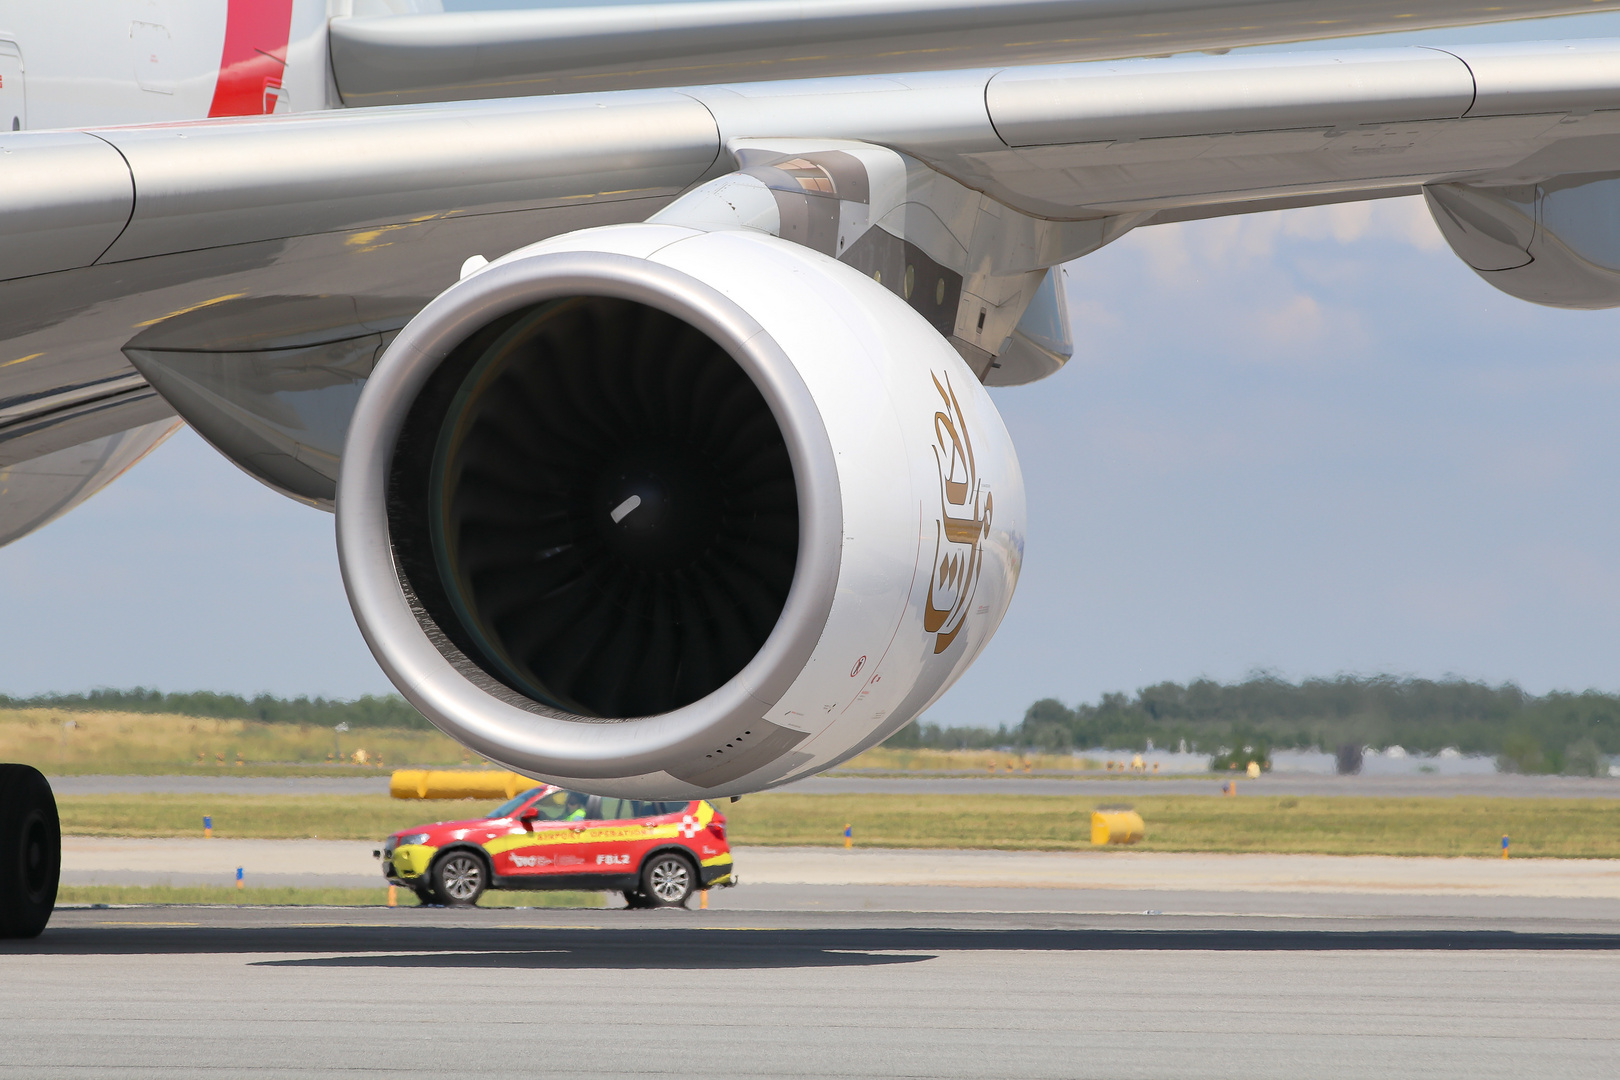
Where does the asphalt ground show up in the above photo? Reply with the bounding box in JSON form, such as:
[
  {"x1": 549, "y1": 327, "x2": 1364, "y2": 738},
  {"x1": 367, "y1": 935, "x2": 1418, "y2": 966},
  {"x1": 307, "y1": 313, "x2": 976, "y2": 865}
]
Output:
[
  {"x1": 5, "y1": 903, "x2": 1618, "y2": 1078},
  {"x1": 26, "y1": 778, "x2": 1620, "y2": 1076},
  {"x1": 46, "y1": 772, "x2": 1620, "y2": 797}
]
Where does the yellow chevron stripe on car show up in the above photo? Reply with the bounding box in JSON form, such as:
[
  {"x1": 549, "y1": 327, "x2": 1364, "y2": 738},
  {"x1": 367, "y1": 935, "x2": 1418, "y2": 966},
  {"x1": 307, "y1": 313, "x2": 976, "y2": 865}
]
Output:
[
  {"x1": 482, "y1": 823, "x2": 683, "y2": 853},
  {"x1": 700, "y1": 853, "x2": 733, "y2": 867},
  {"x1": 470, "y1": 803, "x2": 716, "y2": 858},
  {"x1": 481, "y1": 833, "x2": 525, "y2": 855},
  {"x1": 484, "y1": 831, "x2": 575, "y2": 855}
]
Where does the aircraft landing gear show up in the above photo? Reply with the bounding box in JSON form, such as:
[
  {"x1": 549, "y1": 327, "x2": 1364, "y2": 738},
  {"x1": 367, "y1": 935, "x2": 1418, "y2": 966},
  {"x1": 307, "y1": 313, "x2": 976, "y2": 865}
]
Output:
[{"x1": 1, "y1": 764, "x2": 60, "y2": 938}]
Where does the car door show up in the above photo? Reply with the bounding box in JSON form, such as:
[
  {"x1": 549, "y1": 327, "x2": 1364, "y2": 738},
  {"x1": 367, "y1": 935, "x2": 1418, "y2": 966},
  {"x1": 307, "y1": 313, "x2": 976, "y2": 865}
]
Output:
[
  {"x1": 544, "y1": 790, "x2": 595, "y2": 876},
  {"x1": 586, "y1": 796, "x2": 692, "y2": 876},
  {"x1": 487, "y1": 788, "x2": 587, "y2": 879}
]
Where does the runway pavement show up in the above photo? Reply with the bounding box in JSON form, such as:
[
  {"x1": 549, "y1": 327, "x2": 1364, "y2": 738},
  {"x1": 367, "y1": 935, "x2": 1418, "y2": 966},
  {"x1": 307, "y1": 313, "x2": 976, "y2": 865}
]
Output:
[
  {"x1": 25, "y1": 778, "x2": 1620, "y2": 1075},
  {"x1": 55, "y1": 838, "x2": 1620, "y2": 928},
  {"x1": 46, "y1": 771, "x2": 1620, "y2": 797},
  {"x1": 5, "y1": 903, "x2": 1618, "y2": 1078}
]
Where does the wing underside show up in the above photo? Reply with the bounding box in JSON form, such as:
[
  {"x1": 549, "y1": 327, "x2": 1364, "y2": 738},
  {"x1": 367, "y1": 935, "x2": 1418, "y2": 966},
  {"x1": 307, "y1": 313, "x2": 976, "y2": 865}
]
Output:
[
  {"x1": 0, "y1": 420, "x2": 179, "y2": 548},
  {"x1": 5, "y1": 36, "x2": 1620, "y2": 540}
]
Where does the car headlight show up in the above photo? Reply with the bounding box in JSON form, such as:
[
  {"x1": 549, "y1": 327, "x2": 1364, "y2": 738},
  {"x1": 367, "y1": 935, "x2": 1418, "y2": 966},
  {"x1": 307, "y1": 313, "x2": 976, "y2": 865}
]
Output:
[{"x1": 397, "y1": 833, "x2": 431, "y2": 847}]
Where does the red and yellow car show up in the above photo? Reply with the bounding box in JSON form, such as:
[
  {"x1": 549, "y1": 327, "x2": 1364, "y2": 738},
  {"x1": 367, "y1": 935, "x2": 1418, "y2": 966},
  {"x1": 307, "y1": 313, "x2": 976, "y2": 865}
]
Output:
[{"x1": 379, "y1": 786, "x2": 733, "y2": 908}]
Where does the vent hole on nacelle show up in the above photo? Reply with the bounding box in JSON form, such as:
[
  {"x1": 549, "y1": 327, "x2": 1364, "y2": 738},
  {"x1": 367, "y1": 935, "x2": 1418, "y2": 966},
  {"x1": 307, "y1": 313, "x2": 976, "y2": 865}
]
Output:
[{"x1": 391, "y1": 296, "x2": 800, "y2": 719}]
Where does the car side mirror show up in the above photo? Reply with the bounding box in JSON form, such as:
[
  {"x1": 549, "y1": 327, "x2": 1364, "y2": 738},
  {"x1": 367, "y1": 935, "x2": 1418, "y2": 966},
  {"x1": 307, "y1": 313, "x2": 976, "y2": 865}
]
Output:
[{"x1": 518, "y1": 809, "x2": 539, "y2": 831}]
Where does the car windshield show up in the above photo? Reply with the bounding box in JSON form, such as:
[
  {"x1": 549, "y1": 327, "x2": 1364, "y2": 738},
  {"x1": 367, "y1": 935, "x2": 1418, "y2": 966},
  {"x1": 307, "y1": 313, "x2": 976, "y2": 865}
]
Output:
[{"x1": 486, "y1": 787, "x2": 545, "y2": 819}]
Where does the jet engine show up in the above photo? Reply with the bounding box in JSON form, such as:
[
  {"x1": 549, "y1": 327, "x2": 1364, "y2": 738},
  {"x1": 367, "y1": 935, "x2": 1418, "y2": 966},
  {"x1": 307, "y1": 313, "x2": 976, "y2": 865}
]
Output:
[{"x1": 336, "y1": 223, "x2": 1024, "y2": 798}]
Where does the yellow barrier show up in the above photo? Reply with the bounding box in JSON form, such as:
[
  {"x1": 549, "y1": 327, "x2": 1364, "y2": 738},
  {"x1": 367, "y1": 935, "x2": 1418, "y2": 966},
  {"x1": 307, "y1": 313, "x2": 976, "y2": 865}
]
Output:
[
  {"x1": 389, "y1": 770, "x2": 539, "y2": 800},
  {"x1": 1090, "y1": 810, "x2": 1145, "y2": 846}
]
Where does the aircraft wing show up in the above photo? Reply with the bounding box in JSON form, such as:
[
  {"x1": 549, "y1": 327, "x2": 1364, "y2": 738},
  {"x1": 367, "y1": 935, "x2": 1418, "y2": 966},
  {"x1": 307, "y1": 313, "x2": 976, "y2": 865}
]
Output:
[
  {"x1": 689, "y1": 41, "x2": 1620, "y2": 220},
  {"x1": 9, "y1": 30, "x2": 1620, "y2": 807},
  {"x1": 4, "y1": 39, "x2": 1620, "y2": 531}
]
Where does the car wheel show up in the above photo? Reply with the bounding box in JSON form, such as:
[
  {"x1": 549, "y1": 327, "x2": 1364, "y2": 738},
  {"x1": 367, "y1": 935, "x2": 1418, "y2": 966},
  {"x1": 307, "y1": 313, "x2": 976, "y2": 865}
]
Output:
[
  {"x1": 640, "y1": 852, "x2": 695, "y2": 907},
  {"x1": 430, "y1": 851, "x2": 486, "y2": 907},
  {"x1": 1, "y1": 765, "x2": 60, "y2": 939}
]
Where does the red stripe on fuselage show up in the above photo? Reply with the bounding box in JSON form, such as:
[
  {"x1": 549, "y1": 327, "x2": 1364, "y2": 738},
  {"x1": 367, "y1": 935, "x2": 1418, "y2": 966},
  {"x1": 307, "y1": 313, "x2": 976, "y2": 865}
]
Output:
[{"x1": 207, "y1": 0, "x2": 297, "y2": 117}]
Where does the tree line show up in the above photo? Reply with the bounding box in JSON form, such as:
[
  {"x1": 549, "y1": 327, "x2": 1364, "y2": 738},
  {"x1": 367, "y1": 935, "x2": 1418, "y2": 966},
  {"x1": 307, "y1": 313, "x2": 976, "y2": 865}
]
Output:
[
  {"x1": 8, "y1": 675, "x2": 1618, "y2": 774},
  {"x1": 0, "y1": 688, "x2": 433, "y2": 730},
  {"x1": 887, "y1": 674, "x2": 1620, "y2": 776}
]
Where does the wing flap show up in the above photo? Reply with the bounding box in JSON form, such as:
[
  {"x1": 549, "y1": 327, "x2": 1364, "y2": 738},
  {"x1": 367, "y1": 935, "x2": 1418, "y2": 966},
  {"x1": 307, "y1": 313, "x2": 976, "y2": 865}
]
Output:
[
  {"x1": 93, "y1": 92, "x2": 720, "y2": 263},
  {"x1": 931, "y1": 41, "x2": 1620, "y2": 218},
  {"x1": 1463, "y1": 40, "x2": 1620, "y2": 115},
  {"x1": 0, "y1": 133, "x2": 132, "y2": 281},
  {"x1": 987, "y1": 49, "x2": 1476, "y2": 147}
]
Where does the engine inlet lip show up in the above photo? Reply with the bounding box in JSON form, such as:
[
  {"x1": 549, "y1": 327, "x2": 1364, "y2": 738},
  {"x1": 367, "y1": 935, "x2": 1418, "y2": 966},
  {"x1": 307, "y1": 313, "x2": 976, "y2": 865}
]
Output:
[{"x1": 337, "y1": 246, "x2": 842, "y2": 782}]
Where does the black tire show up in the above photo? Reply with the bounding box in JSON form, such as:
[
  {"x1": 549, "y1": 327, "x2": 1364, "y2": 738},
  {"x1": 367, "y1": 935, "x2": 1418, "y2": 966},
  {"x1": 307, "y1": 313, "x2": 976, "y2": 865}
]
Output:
[
  {"x1": 429, "y1": 850, "x2": 487, "y2": 907},
  {"x1": 639, "y1": 852, "x2": 696, "y2": 908},
  {"x1": 1, "y1": 764, "x2": 60, "y2": 939}
]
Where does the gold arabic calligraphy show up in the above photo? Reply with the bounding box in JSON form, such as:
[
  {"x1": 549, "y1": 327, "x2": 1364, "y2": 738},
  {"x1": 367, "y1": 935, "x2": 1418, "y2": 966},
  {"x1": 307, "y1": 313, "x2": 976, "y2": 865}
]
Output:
[{"x1": 924, "y1": 372, "x2": 992, "y2": 655}]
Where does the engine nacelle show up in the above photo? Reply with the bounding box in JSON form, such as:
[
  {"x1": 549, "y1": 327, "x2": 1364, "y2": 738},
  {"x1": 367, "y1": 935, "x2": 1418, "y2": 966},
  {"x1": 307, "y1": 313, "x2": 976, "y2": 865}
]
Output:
[
  {"x1": 1426, "y1": 176, "x2": 1620, "y2": 309},
  {"x1": 337, "y1": 223, "x2": 1024, "y2": 797}
]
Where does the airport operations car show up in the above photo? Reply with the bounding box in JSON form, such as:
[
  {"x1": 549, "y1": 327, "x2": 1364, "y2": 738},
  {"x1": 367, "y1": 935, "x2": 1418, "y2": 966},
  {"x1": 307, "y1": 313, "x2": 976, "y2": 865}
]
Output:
[{"x1": 378, "y1": 786, "x2": 733, "y2": 908}]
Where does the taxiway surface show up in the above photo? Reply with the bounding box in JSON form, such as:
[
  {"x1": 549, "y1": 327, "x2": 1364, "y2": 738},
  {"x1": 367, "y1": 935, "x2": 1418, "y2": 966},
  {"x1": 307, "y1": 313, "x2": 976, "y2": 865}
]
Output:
[
  {"x1": 58, "y1": 839, "x2": 1620, "y2": 908},
  {"x1": 5, "y1": 903, "x2": 1618, "y2": 1078}
]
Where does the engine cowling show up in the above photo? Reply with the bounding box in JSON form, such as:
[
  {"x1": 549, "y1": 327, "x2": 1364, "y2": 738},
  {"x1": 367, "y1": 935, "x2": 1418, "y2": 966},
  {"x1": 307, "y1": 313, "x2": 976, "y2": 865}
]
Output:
[
  {"x1": 337, "y1": 223, "x2": 1024, "y2": 798},
  {"x1": 1426, "y1": 176, "x2": 1620, "y2": 309}
]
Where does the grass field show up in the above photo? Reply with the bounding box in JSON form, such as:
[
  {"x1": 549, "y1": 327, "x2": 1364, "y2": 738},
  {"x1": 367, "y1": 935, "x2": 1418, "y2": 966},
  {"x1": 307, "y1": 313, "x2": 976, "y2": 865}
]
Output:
[
  {"x1": 2, "y1": 709, "x2": 473, "y2": 775},
  {"x1": 730, "y1": 793, "x2": 1620, "y2": 858},
  {"x1": 3, "y1": 710, "x2": 1129, "y2": 777},
  {"x1": 58, "y1": 794, "x2": 442, "y2": 839},
  {"x1": 831, "y1": 748, "x2": 1106, "y2": 773},
  {"x1": 53, "y1": 792, "x2": 1620, "y2": 858},
  {"x1": 56, "y1": 885, "x2": 604, "y2": 908}
]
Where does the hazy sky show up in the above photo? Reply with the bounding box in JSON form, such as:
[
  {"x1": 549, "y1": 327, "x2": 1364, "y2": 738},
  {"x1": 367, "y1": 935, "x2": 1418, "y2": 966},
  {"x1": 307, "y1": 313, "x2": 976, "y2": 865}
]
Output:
[{"x1": 5, "y1": 16, "x2": 1620, "y2": 728}]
